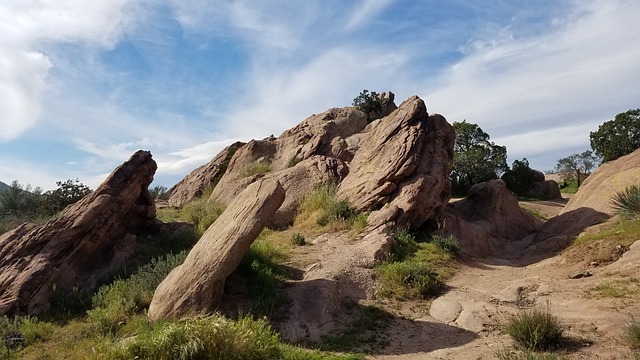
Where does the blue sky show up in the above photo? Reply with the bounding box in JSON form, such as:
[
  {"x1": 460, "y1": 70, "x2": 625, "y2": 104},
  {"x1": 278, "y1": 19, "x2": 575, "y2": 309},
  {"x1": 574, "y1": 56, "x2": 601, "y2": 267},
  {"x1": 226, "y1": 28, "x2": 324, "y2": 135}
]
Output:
[{"x1": 1, "y1": 0, "x2": 639, "y2": 190}]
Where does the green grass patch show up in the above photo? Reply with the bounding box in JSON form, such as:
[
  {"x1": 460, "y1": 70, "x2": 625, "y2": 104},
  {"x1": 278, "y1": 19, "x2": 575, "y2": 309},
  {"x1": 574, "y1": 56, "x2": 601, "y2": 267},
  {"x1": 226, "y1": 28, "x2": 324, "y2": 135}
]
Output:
[
  {"x1": 236, "y1": 234, "x2": 294, "y2": 318},
  {"x1": 507, "y1": 308, "x2": 563, "y2": 351},
  {"x1": 587, "y1": 278, "x2": 640, "y2": 299},
  {"x1": 375, "y1": 229, "x2": 457, "y2": 300},
  {"x1": 496, "y1": 349, "x2": 568, "y2": 360},
  {"x1": 158, "y1": 199, "x2": 224, "y2": 235},
  {"x1": 290, "y1": 232, "x2": 306, "y2": 246},
  {"x1": 570, "y1": 218, "x2": 640, "y2": 264},
  {"x1": 296, "y1": 183, "x2": 367, "y2": 234},
  {"x1": 558, "y1": 179, "x2": 579, "y2": 194},
  {"x1": 612, "y1": 184, "x2": 640, "y2": 220},
  {"x1": 522, "y1": 206, "x2": 548, "y2": 221},
  {"x1": 287, "y1": 155, "x2": 302, "y2": 168},
  {"x1": 243, "y1": 159, "x2": 272, "y2": 177},
  {"x1": 318, "y1": 304, "x2": 393, "y2": 354}
]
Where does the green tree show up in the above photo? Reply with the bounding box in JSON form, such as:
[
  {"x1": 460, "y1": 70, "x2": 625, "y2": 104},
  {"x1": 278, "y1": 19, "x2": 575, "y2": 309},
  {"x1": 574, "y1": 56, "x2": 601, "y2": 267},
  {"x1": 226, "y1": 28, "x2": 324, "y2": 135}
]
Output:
[
  {"x1": 41, "y1": 179, "x2": 92, "y2": 214},
  {"x1": 501, "y1": 158, "x2": 534, "y2": 196},
  {"x1": 590, "y1": 108, "x2": 640, "y2": 162},
  {"x1": 352, "y1": 89, "x2": 383, "y2": 121},
  {"x1": 554, "y1": 150, "x2": 599, "y2": 188},
  {"x1": 0, "y1": 180, "x2": 43, "y2": 216},
  {"x1": 451, "y1": 120, "x2": 508, "y2": 195},
  {"x1": 150, "y1": 185, "x2": 169, "y2": 200}
]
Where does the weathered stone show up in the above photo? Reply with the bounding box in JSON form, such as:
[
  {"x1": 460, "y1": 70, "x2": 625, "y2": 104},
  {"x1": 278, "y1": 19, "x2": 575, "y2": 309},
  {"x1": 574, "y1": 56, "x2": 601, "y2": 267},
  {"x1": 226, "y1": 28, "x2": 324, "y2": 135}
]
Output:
[
  {"x1": 444, "y1": 180, "x2": 542, "y2": 257},
  {"x1": 167, "y1": 142, "x2": 244, "y2": 207},
  {"x1": 337, "y1": 96, "x2": 455, "y2": 228},
  {"x1": 147, "y1": 178, "x2": 285, "y2": 320},
  {"x1": 0, "y1": 150, "x2": 157, "y2": 316},
  {"x1": 562, "y1": 148, "x2": 640, "y2": 216}
]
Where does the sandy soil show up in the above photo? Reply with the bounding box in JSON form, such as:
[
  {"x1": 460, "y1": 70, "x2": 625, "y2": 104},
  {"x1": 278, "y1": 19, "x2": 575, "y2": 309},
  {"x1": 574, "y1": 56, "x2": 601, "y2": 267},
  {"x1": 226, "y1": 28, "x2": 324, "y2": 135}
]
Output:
[{"x1": 364, "y1": 195, "x2": 640, "y2": 359}]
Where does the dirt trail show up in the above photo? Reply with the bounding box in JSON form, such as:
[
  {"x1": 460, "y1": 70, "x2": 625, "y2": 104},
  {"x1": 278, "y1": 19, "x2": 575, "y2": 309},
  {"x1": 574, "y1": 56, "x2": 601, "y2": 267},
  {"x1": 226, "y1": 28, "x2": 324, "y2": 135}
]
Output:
[{"x1": 368, "y1": 196, "x2": 639, "y2": 359}]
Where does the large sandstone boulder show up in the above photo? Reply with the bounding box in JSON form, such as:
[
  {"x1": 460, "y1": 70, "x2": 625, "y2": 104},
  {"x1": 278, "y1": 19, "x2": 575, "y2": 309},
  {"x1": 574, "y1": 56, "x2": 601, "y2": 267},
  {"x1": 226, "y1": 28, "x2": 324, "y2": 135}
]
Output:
[
  {"x1": 444, "y1": 180, "x2": 542, "y2": 257},
  {"x1": 166, "y1": 142, "x2": 244, "y2": 207},
  {"x1": 337, "y1": 96, "x2": 455, "y2": 228},
  {"x1": 561, "y1": 148, "x2": 640, "y2": 216},
  {"x1": 0, "y1": 150, "x2": 157, "y2": 315},
  {"x1": 147, "y1": 178, "x2": 285, "y2": 320}
]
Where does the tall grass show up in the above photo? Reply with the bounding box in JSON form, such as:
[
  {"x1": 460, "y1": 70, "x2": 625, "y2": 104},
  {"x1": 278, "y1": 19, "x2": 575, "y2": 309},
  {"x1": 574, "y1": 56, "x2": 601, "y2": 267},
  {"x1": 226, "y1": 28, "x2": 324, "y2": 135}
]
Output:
[
  {"x1": 507, "y1": 308, "x2": 563, "y2": 351},
  {"x1": 243, "y1": 160, "x2": 271, "y2": 177},
  {"x1": 296, "y1": 183, "x2": 365, "y2": 233},
  {"x1": 612, "y1": 184, "x2": 640, "y2": 220}
]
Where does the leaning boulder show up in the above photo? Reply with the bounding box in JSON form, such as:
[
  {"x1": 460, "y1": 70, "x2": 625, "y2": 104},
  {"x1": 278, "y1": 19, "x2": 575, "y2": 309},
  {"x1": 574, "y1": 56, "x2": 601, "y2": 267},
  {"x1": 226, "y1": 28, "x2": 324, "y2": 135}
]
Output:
[
  {"x1": 561, "y1": 148, "x2": 640, "y2": 216},
  {"x1": 147, "y1": 178, "x2": 285, "y2": 320},
  {"x1": 0, "y1": 150, "x2": 157, "y2": 316},
  {"x1": 337, "y1": 96, "x2": 455, "y2": 228}
]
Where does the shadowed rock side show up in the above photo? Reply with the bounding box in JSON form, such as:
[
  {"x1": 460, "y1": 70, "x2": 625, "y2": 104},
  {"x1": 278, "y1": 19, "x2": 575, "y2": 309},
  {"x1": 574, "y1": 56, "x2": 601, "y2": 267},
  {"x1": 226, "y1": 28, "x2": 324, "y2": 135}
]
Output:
[
  {"x1": 562, "y1": 148, "x2": 640, "y2": 216},
  {"x1": 337, "y1": 96, "x2": 455, "y2": 228},
  {"x1": 147, "y1": 178, "x2": 285, "y2": 321},
  {"x1": 166, "y1": 141, "x2": 244, "y2": 207},
  {"x1": 0, "y1": 150, "x2": 157, "y2": 316},
  {"x1": 444, "y1": 180, "x2": 542, "y2": 258}
]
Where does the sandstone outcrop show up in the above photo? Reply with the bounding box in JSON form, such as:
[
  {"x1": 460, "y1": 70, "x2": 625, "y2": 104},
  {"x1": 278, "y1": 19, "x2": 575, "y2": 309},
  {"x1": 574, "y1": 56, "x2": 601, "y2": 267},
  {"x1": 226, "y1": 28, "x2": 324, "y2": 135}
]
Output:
[
  {"x1": 444, "y1": 180, "x2": 542, "y2": 257},
  {"x1": 0, "y1": 150, "x2": 157, "y2": 315},
  {"x1": 147, "y1": 178, "x2": 285, "y2": 320},
  {"x1": 561, "y1": 148, "x2": 640, "y2": 216},
  {"x1": 337, "y1": 96, "x2": 455, "y2": 228},
  {"x1": 167, "y1": 142, "x2": 244, "y2": 207}
]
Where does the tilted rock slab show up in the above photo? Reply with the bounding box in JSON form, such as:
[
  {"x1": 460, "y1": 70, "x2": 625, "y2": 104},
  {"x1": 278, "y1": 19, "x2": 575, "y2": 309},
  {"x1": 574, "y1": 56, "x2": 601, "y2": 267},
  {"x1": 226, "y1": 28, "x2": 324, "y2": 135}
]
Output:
[
  {"x1": 337, "y1": 96, "x2": 455, "y2": 228},
  {"x1": 0, "y1": 150, "x2": 157, "y2": 316},
  {"x1": 148, "y1": 178, "x2": 285, "y2": 320}
]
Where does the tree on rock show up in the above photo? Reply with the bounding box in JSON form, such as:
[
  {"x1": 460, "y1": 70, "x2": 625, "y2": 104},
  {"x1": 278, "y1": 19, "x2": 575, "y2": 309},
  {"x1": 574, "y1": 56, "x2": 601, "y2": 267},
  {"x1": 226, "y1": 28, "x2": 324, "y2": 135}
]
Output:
[
  {"x1": 590, "y1": 108, "x2": 640, "y2": 162},
  {"x1": 450, "y1": 120, "x2": 508, "y2": 196},
  {"x1": 554, "y1": 150, "x2": 599, "y2": 188},
  {"x1": 352, "y1": 89, "x2": 384, "y2": 121},
  {"x1": 501, "y1": 158, "x2": 534, "y2": 196}
]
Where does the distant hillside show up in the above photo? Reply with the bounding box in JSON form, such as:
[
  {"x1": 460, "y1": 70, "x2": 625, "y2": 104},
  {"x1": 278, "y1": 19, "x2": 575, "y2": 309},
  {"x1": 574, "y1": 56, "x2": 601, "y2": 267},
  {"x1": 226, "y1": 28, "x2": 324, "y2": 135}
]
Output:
[{"x1": 0, "y1": 181, "x2": 9, "y2": 192}]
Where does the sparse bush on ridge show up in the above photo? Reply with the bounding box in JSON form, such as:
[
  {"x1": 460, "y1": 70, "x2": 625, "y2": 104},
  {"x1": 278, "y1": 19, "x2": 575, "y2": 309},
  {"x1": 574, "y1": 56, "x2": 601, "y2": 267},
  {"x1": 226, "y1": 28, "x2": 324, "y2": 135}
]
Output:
[
  {"x1": 612, "y1": 184, "x2": 640, "y2": 220},
  {"x1": 507, "y1": 307, "x2": 563, "y2": 351}
]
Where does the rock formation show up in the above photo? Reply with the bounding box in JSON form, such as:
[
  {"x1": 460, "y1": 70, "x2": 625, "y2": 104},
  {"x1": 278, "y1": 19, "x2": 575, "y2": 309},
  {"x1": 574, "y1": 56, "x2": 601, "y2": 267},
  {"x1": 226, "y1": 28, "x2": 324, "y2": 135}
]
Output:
[
  {"x1": 147, "y1": 178, "x2": 285, "y2": 320},
  {"x1": 0, "y1": 150, "x2": 157, "y2": 316},
  {"x1": 561, "y1": 148, "x2": 640, "y2": 216},
  {"x1": 337, "y1": 96, "x2": 455, "y2": 228},
  {"x1": 444, "y1": 180, "x2": 542, "y2": 257},
  {"x1": 167, "y1": 142, "x2": 244, "y2": 207}
]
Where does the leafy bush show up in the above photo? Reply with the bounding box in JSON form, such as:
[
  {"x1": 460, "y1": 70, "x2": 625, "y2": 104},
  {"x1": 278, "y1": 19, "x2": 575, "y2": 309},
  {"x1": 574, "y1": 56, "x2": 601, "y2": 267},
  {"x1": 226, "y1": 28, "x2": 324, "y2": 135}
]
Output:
[
  {"x1": 352, "y1": 89, "x2": 384, "y2": 121},
  {"x1": 507, "y1": 308, "x2": 563, "y2": 351},
  {"x1": 626, "y1": 318, "x2": 640, "y2": 349},
  {"x1": 612, "y1": 184, "x2": 640, "y2": 219},
  {"x1": 430, "y1": 234, "x2": 459, "y2": 255},
  {"x1": 87, "y1": 251, "x2": 188, "y2": 334},
  {"x1": 290, "y1": 232, "x2": 306, "y2": 246}
]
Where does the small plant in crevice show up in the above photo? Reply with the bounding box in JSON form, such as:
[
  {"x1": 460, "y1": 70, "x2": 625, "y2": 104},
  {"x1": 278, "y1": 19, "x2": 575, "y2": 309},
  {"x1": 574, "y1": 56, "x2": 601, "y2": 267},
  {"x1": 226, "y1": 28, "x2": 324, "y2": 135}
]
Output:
[
  {"x1": 290, "y1": 232, "x2": 306, "y2": 246},
  {"x1": 287, "y1": 155, "x2": 302, "y2": 168},
  {"x1": 243, "y1": 159, "x2": 272, "y2": 177},
  {"x1": 507, "y1": 307, "x2": 563, "y2": 351},
  {"x1": 612, "y1": 184, "x2": 640, "y2": 220},
  {"x1": 297, "y1": 183, "x2": 364, "y2": 232}
]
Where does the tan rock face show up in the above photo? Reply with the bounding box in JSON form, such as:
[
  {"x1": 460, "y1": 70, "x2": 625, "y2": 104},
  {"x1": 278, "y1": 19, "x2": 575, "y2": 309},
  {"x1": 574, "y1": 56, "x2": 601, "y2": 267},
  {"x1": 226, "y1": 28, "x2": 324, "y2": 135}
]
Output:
[
  {"x1": 167, "y1": 142, "x2": 244, "y2": 207},
  {"x1": 0, "y1": 150, "x2": 157, "y2": 316},
  {"x1": 444, "y1": 180, "x2": 542, "y2": 257},
  {"x1": 336, "y1": 96, "x2": 455, "y2": 228},
  {"x1": 561, "y1": 148, "x2": 640, "y2": 216},
  {"x1": 147, "y1": 178, "x2": 285, "y2": 320}
]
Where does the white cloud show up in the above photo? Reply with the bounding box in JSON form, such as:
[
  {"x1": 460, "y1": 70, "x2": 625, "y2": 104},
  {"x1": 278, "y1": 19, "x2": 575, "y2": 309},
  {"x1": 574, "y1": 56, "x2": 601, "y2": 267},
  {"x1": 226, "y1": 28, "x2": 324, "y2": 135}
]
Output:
[
  {"x1": 346, "y1": 0, "x2": 394, "y2": 30},
  {"x1": 424, "y1": 0, "x2": 640, "y2": 169},
  {"x1": 0, "y1": 0, "x2": 139, "y2": 141}
]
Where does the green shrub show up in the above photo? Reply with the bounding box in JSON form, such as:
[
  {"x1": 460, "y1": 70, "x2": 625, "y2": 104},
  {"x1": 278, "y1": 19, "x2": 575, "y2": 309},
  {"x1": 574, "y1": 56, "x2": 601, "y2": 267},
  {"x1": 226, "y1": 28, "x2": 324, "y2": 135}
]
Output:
[
  {"x1": 352, "y1": 89, "x2": 384, "y2": 122},
  {"x1": 287, "y1": 155, "x2": 302, "y2": 168},
  {"x1": 244, "y1": 160, "x2": 271, "y2": 177},
  {"x1": 376, "y1": 260, "x2": 442, "y2": 300},
  {"x1": 298, "y1": 183, "x2": 361, "y2": 230},
  {"x1": 87, "y1": 251, "x2": 188, "y2": 334},
  {"x1": 290, "y1": 232, "x2": 306, "y2": 246},
  {"x1": 507, "y1": 308, "x2": 563, "y2": 351},
  {"x1": 430, "y1": 234, "x2": 459, "y2": 255},
  {"x1": 612, "y1": 184, "x2": 640, "y2": 219},
  {"x1": 0, "y1": 316, "x2": 57, "y2": 350},
  {"x1": 626, "y1": 318, "x2": 640, "y2": 349}
]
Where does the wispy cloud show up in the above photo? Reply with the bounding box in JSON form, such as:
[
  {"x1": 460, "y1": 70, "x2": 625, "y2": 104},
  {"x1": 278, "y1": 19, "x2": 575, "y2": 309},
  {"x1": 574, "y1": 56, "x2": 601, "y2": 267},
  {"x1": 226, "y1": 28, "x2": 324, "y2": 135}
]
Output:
[{"x1": 346, "y1": 0, "x2": 395, "y2": 30}]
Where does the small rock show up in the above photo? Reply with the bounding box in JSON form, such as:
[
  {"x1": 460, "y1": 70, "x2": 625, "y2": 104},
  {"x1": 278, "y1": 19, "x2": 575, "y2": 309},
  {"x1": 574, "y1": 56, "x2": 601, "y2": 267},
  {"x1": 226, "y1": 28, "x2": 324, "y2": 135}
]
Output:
[
  {"x1": 589, "y1": 261, "x2": 599, "y2": 267},
  {"x1": 570, "y1": 271, "x2": 592, "y2": 279}
]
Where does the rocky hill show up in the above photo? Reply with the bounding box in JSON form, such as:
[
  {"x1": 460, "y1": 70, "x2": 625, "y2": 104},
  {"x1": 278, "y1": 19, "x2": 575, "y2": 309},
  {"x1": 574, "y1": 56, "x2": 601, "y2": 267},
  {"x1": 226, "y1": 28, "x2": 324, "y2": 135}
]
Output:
[{"x1": 1, "y1": 94, "x2": 637, "y2": 359}]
